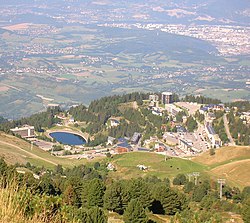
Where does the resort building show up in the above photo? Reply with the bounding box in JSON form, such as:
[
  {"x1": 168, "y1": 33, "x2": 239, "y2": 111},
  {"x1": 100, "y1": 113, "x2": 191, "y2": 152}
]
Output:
[
  {"x1": 10, "y1": 125, "x2": 35, "y2": 138},
  {"x1": 162, "y1": 92, "x2": 173, "y2": 105},
  {"x1": 205, "y1": 122, "x2": 222, "y2": 147},
  {"x1": 149, "y1": 94, "x2": 159, "y2": 102}
]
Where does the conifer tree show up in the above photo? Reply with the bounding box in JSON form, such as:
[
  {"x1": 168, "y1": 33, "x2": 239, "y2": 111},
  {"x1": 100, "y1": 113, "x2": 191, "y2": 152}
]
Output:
[
  {"x1": 123, "y1": 199, "x2": 148, "y2": 223},
  {"x1": 87, "y1": 207, "x2": 107, "y2": 223},
  {"x1": 87, "y1": 178, "x2": 105, "y2": 207},
  {"x1": 104, "y1": 182, "x2": 123, "y2": 214}
]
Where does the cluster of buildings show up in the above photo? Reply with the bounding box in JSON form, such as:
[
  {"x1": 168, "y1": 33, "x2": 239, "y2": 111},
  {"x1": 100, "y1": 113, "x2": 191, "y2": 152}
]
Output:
[
  {"x1": 148, "y1": 92, "x2": 183, "y2": 118},
  {"x1": 9, "y1": 90, "x2": 229, "y2": 158},
  {"x1": 104, "y1": 23, "x2": 250, "y2": 56},
  {"x1": 199, "y1": 104, "x2": 225, "y2": 114},
  {"x1": 240, "y1": 112, "x2": 250, "y2": 125},
  {"x1": 205, "y1": 122, "x2": 222, "y2": 148},
  {"x1": 147, "y1": 91, "x2": 225, "y2": 153},
  {"x1": 111, "y1": 132, "x2": 143, "y2": 154}
]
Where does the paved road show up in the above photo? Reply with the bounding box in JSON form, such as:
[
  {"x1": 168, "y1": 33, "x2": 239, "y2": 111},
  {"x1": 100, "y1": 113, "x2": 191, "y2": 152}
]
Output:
[
  {"x1": 0, "y1": 140, "x2": 57, "y2": 166},
  {"x1": 223, "y1": 114, "x2": 236, "y2": 146}
]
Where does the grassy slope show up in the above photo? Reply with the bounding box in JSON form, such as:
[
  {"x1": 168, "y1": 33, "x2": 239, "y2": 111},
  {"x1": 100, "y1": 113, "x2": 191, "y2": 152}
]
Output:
[
  {"x1": 109, "y1": 152, "x2": 207, "y2": 180},
  {"x1": 109, "y1": 146, "x2": 250, "y2": 188},
  {"x1": 192, "y1": 146, "x2": 250, "y2": 167},
  {"x1": 193, "y1": 146, "x2": 250, "y2": 188},
  {"x1": 0, "y1": 132, "x2": 89, "y2": 168}
]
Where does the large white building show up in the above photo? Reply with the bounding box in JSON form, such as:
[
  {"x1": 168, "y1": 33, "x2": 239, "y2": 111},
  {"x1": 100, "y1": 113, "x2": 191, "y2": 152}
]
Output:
[
  {"x1": 205, "y1": 122, "x2": 222, "y2": 148},
  {"x1": 165, "y1": 104, "x2": 182, "y2": 116},
  {"x1": 10, "y1": 125, "x2": 35, "y2": 138},
  {"x1": 149, "y1": 94, "x2": 159, "y2": 102}
]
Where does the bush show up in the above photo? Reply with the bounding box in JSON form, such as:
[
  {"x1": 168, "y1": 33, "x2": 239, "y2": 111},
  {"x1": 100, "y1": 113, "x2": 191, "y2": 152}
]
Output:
[{"x1": 173, "y1": 174, "x2": 187, "y2": 185}]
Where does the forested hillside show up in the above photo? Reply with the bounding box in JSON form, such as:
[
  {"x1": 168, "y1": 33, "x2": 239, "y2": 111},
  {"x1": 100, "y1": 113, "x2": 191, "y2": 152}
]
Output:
[{"x1": 0, "y1": 158, "x2": 249, "y2": 222}]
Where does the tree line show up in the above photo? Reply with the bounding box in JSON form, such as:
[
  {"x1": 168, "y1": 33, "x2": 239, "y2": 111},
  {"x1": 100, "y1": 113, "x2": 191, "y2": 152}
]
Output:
[
  {"x1": 183, "y1": 95, "x2": 222, "y2": 104},
  {"x1": 0, "y1": 107, "x2": 61, "y2": 133},
  {"x1": 227, "y1": 111, "x2": 250, "y2": 146},
  {"x1": 0, "y1": 159, "x2": 250, "y2": 222}
]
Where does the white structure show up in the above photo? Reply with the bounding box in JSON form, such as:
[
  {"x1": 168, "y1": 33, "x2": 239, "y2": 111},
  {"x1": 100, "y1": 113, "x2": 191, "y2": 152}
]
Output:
[
  {"x1": 149, "y1": 94, "x2": 159, "y2": 102},
  {"x1": 165, "y1": 104, "x2": 182, "y2": 116},
  {"x1": 137, "y1": 164, "x2": 148, "y2": 171},
  {"x1": 110, "y1": 119, "x2": 119, "y2": 127},
  {"x1": 107, "y1": 136, "x2": 116, "y2": 145},
  {"x1": 152, "y1": 110, "x2": 163, "y2": 116},
  {"x1": 64, "y1": 145, "x2": 72, "y2": 151},
  {"x1": 205, "y1": 122, "x2": 222, "y2": 147},
  {"x1": 69, "y1": 117, "x2": 75, "y2": 123},
  {"x1": 10, "y1": 125, "x2": 35, "y2": 138},
  {"x1": 107, "y1": 163, "x2": 115, "y2": 171}
]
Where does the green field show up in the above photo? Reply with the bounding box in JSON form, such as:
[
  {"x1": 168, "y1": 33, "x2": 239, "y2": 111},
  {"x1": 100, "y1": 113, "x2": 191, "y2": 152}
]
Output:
[
  {"x1": 109, "y1": 152, "x2": 207, "y2": 180},
  {"x1": 108, "y1": 147, "x2": 250, "y2": 188}
]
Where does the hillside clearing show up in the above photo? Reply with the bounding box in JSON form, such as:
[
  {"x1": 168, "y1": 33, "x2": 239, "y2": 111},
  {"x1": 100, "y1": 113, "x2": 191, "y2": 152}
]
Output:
[
  {"x1": 109, "y1": 152, "x2": 207, "y2": 180},
  {"x1": 0, "y1": 132, "x2": 92, "y2": 168},
  {"x1": 192, "y1": 146, "x2": 250, "y2": 167},
  {"x1": 210, "y1": 159, "x2": 250, "y2": 187}
]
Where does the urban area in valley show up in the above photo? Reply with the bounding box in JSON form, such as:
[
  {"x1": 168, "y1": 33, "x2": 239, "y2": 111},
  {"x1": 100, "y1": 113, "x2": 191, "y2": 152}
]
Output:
[{"x1": 0, "y1": 0, "x2": 249, "y2": 118}]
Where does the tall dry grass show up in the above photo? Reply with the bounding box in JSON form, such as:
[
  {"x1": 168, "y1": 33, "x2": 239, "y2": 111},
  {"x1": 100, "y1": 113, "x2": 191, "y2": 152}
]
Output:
[{"x1": 0, "y1": 179, "x2": 77, "y2": 223}]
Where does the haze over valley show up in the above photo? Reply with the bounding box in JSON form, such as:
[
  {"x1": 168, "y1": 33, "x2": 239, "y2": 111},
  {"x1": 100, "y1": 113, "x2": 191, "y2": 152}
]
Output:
[{"x1": 0, "y1": 0, "x2": 249, "y2": 118}]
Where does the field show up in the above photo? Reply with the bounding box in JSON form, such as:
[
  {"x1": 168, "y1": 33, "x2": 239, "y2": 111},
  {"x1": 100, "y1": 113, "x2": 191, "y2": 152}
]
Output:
[
  {"x1": 193, "y1": 146, "x2": 250, "y2": 188},
  {"x1": 200, "y1": 88, "x2": 250, "y2": 102},
  {"x1": 109, "y1": 152, "x2": 207, "y2": 181},
  {"x1": 109, "y1": 146, "x2": 250, "y2": 188}
]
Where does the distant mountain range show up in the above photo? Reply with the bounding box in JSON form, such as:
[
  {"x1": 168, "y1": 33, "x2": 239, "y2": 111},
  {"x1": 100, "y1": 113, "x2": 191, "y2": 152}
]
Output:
[{"x1": 0, "y1": 0, "x2": 249, "y2": 25}]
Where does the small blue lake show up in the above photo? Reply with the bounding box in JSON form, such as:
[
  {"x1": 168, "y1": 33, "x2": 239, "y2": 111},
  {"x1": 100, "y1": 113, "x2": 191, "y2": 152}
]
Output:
[{"x1": 50, "y1": 132, "x2": 86, "y2": 145}]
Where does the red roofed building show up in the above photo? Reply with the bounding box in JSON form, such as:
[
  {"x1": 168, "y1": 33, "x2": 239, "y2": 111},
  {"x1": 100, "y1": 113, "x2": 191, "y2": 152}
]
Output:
[{"x1": 114, "y1": 147, "x2": 129, "y2": 154}]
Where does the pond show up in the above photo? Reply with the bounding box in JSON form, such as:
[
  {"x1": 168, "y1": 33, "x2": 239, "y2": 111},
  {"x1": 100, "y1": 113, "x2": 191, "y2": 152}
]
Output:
[{"x1": 49, "y1": 132, "x2": 86, "y2": 145}]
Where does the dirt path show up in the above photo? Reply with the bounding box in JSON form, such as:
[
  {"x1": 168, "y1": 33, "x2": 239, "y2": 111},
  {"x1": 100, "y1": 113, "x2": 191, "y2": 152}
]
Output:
[
  {"x1": 223, "y1": 114, "x2": 236, "y2": 146},
  {"x1": 0, "y1": 140, "x2": 57, "y2": 166}
]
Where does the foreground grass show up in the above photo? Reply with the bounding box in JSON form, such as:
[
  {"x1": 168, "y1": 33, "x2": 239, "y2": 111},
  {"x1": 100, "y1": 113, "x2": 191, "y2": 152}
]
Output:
[{"x1": 0, "y1": 180, "x2": 77, "y2": 223}]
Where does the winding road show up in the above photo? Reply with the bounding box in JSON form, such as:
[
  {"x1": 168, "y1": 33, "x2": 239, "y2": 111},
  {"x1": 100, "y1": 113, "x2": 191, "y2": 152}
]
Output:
[{"x1": 223, "y1": 114, "x2": 236, "y2": 146}]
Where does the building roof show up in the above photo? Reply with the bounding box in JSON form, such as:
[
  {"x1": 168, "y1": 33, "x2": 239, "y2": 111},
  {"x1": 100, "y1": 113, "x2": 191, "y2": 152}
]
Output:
[
  {"x1": 10, "y1": 125, "x2": 34, "y2": 131},
  {"x1": 176, "y1": 126, "x2": 187, "y2": 133},
  {"x1": 206, "y1": 123, "x2": 216, "y2": 135},
  {"x1": 179, "y1": 139, "x2": 192, "y2": 148},
  {"x1": 117, "y1": 142, "x2": 131, "y2": 149},
  {"x1": 118, "y1": 138, "x2": 127, "y2": 143},
  {"x1": 138, "y1": 147, "x2": 150, "y2": 152},
  {"x1": 131, "y1": 132, "x2": 141, "y2": 142},
  {"x1": 110, "y1": 119, "x2": 119, "y2": 123},
  {"x1": 200, "y1": 107, "x2": 208, "y2": 111},
  {"x1": 162, "y1": 92, "x2": 172, "y2": 96}
]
